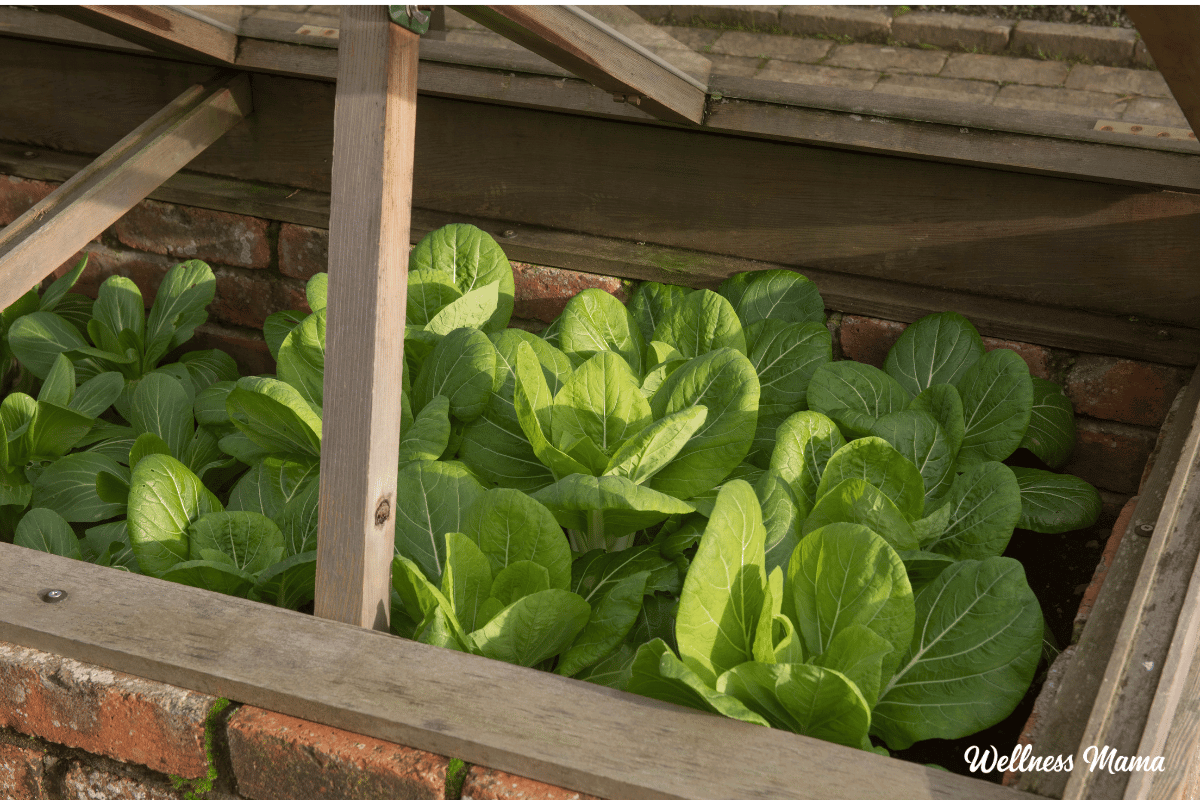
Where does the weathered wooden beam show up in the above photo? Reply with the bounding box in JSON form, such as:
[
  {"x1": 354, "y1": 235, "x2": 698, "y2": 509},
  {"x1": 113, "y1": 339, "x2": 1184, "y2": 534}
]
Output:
[
  {"x1": 456, "y1": 5, "x2": 707, "y2": 124},
  {"x1": 313, "y1": 7, "x2": 417, "y2": 631},
  {"x1": 0, "y1": 71, "x2": 251, "y2": 310},
  {"x1": 1127, "y1": 7, "x2": 1200, "y2": 137},
  {"x1": 54, "y1": 5, "x2": 238, "y2": 64},
  {"x1": 0, "y1": 545, "x2": 1034, "y2": 800}
]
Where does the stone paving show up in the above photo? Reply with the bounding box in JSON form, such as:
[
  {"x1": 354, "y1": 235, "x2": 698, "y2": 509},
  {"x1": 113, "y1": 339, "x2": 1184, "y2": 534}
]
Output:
[{"x1": 229, "y1": 5, "x2": 1194, "y2": 132}]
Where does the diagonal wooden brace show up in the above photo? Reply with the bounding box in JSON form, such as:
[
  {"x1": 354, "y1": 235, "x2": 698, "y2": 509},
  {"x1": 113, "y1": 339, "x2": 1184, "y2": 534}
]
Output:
[
  {"x1": 0, "y1": 71, "x2": 252, "y2": 309},
  {"x1": 54, "y1": 5, "x2": 239, "y2": 64}
]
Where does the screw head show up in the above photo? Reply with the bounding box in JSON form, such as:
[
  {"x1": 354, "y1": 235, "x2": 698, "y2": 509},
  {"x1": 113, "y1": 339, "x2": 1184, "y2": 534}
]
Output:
[
  {"x1": 1138, "y1": 522, "x2": 1155, "y2": 535},
  {"x1": 39, "y1": 588, "x2": 67, "y2": 603},
  {"x1": 500, "y1": 230, "x2": 517, "y2": 239}
]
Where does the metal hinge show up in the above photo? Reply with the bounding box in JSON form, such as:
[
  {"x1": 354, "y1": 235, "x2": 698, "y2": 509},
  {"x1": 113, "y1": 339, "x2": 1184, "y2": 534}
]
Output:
[{"x1": 388, "y1": 5, "x2": 433, "y2": 35}]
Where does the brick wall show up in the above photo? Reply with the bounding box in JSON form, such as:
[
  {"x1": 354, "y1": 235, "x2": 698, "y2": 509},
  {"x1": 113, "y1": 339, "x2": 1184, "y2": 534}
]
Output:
[{"x1": 0, "y1": 642, "x2": 596, "y2": 800}]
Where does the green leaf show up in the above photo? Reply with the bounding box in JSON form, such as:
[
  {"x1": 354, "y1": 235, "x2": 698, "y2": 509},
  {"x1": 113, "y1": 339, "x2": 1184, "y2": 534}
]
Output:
[
  {"x1": 14, "y1": 507, "x2": 81, "y2": 559},
  {"x1": 603, "y1": 407, "x2": 708, "y2": 486},
  {"x1": 40, "y1": 254, "x2": 89, "y2": 312},
  {"x1": 275, "y1": 476, "x2": 321, "y2": 557},
  {"x1": 812, "y1": 624, "x2": 894, "y2": 709},
  {"x1": 131, "y1": 372, "x2": 194, "y2": 459},
  {"x1": 647, "y1": 348, "x2": 760, "y2": 500},
  {"x1": 142, "y1": 260, "x2": 216, "y2": 369},
  {"x1": 392, "y1": 554, "x2": 470, "y2": 648},
  {"x1": 747, "y1": 318, "x2": 831, "y2": 412},
  {"x1": 756, "y1": 469, "x2": 803, "y2": 576},
  {"x1": 0, "y1": 468, "x2": 33, "y2": 508},
  {"x1": 8, "y1": 311, "x2": 89, "y2": 379},
  {"x1": 899, "y1": 550, "x2": 956, "y2": 594},
  {"x1": 1011, "y1": 467, "x2": 1101, "y2": 534},
  {"x1": 31, "y1": 452, "x2": 128, "y2": 523},
  {"x1": 733, "y1": 270, "x2": 825, "y2": 327},
  {"x1": 769, "y1": 410, "x2": 846, "y2": 508},
  {"x1": 786, "y1": 522, "x2": 914, "y2": 679},
  {"x1": 68, "y1": 372, "x2": 124, "y2": 419},
  {"x1": 626, "y1": 638, "x2": 769, "y2": 726},
  {"x1": 398, "y1": 394, "x2": 450, "y2": 465},
  {"x1": 873, "y1": 557, "x2": 1043, "y2": 750},
  {"x1": 194, "y1": 381, "x2": 236, "y2": 431},
  {"x1": 227, "y1": 376, "x2": 322, "y2": 461},
  {"x1": 955, "y1": 349, "x2": 1033, "y2": 466},
  {"x1": 188, "y1": 510, "x2": 286, "y2": 575},
  {"x1": 180, "y1": 349, "x2": 239, "y2": 394},
  {"x1": 808, "y1": 361, "x2": 911, "y2": 439},
  {"x1": 676, "y1": 480, "x2": 766, "y2": 686},
  {"x1": 718, "y1": 662, "x2": 871, "y2": 749},
  {"x1": 931, "y1": 461, "x2": 1022, "y2": 560},
  {"x1": 816, "y1": 436, "x2": 926, "y2": 521},
  {"x1": 467, "y1": 589, "x2": 591, "y2": 667},
  {"x1": 1021, "y1": 378, "x2": 1076, "y2": 469},
  {"x1": 406, "y1": 268, "x2": 463, "y2": 326},
  {"x1": 161, "y1": 560, "x2": 255, "y2": 597},
  {"x1": 424, "y1": 283, "x2": 500, "y2": 337},
  {"x1": 92, "y1": 276, "x2": 145, "y2": 356},
  {"x1": 440, "y1": 532, "x2": 493, "y2": 631},
  {"x1": 276, "y1": 308, "x2": 325, "y2": 407},
  {"x1": 557, "y1": 570, "x2": 648, "y2": 677},
  {"x1": 909, "y1": 384, "x2": 966, "y2": 461},
  {"x1": 511, "y1": 343, "x2": 591, "y2": 478},
  {"x1": 558, "y1": 288, "x2": 645, "y2": 376},
  {"x1": 532, "y1": 473, "x2": 695, "y2": 539},
  {"x1": 628, "y1": 282, "x2": 691, "y2": 343},
  {"x1": 489, "y1": 560, "x2": 551, "y2": 607},
  {"x1": 27, "y1": 402, "x2": 95, "y2": 461},
  {"x1": 38, "y1": 353, "x2": 75, "y2": 406},
  {"x1": 652, "y1": 289, "x2": 746, "y2": 361},
  {"x1": 254, "y1": 550, "x2": 317, "y2": 610},
  {"x1": 410, "y1": 223, "x2": 514, "y2": 333},
  {"x1": 81, "y1": 520, "x2": 138, "y2": 571},
  {"x1": 553, "y1": 351, "x2": 651, "y2": 459},
  {"x1": 464, "y1": 488, "x2": 572, "y2": 590},
  {"x1": 393, "y1": 460, "x2": 487, "y2": 581},
  {"x1": 264, "y1": 310, "x2": 306, "y2": 362},
  {"x1": 127, "y1": 454, "x2": 222, "y2": 576},
  {"x1": 802, "y1": 480, "x2": 919, "y2": 551},
  {"x1": 885, "y1": 312, "x2": 984, "y2": 397},
  {"x1": 413, "y1": 327, "x2": 497, "y2": 424},
  {"x1": 870, "y1": 409, "x2": 956, "y2": 503},
  {"x1": 305, "y1": 273, "x2": 328, "y2": 313}
]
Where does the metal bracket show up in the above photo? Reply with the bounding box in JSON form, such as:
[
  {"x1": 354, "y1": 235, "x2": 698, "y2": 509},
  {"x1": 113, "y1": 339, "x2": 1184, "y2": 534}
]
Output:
[{"x1": 388, "y1": 5, "x2": 432, "y2": 35}]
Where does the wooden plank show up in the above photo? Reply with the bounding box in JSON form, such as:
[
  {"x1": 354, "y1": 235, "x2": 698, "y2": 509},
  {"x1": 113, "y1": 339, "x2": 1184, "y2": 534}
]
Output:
[
  {"x1": 54, "y1": 5, "x2": 238, "y2": 64},
  {"x1": 3, "y1": 140, "x2": 1198, "y2": 367},
  {"x1": 1014, "y1": 369, "x2": 1200, "y2": 797},
  {"x1": 0, "y1": 71, "x2": 251, "y2": 311},
  {"x1": 0, "y1": 545, "x2": 1035, "y2": 800},
  {"x1": 313, "y1": 7, "x2": 416, "y2": 631},
  {"x1": 456, "y1": 5, "x2": 707, "y2": 124},
  {"x1": 706, "y1": 95, "x2": 1200, "y2": 195},
  {"x1": 1127, "y1": 7, "x2": 1200, "y2": 138},
  {"x1": 1055, "y1": 366, "x2": 1200, "y2": 800}
]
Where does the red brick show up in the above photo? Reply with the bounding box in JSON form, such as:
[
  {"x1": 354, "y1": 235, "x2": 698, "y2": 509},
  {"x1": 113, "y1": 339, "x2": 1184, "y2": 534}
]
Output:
[
  {"x1": 1064, "y1": 418, "x2": 1157, "y2": 495},
  {"x1": 0, "y1": 642, "x2": 216, "y2": 779},
  {"x1": 60, "y1": 762, "x2": 186, "y2": 800},
  {"x1": 837, "y1": 315, "x2": 906, "y2": 369},
  {"x1": 278, "y1": 223, "x2": 328, "y2": 280},
  {"x1": 462, "y1": 767, "x2": 603, "y2": 800},
  {"x1": 209, "y1": 268, "x2": 304, "y2": 329},
  {"x1": 511, "y1": 263, "x2": 629, "y2": 324},
  {"x1": 1073, "y1": 495, "x2": 1138, "y2": 640},
  {"x1": 226, "y1": 706, "x2": 447, "y2": 800},
  {"x1": 0, "y1": 739, "x2": 48, "y2": 800},
  {"x1": 191, "y1": 324, "x2": 275, "y2": 377},
  {"x1": 0, "y1": 175, "x2": 58, "y2": 226},
  {"x1": 982, "y1": 336, "x2": 1053, "y2": 380},
  {"x1": 112, "y1": 199, "x2": 270, "y2": 269},
  {"x1": 1065, "y1": 355, "x2": 1187, "y2": 428}
]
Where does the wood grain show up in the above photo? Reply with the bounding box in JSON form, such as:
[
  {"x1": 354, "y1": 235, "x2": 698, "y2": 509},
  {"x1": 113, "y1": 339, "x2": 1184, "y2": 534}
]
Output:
[
  {"x1": 1056, "y1": 367, "x2": 1200, "y2": 800},
  {"x1": 0, "y1": 544, "x2": 1035, "y2": 800},
  {"x1": 457, "y1": 5, "x2": 706, "y2": 124},
  {"x1": 0, "y1": 71, "x2": 251, "y2": 310},
  {"x1": 1127, "y1": 7, "x2": 1200, "y2": 138},
  {"x1": 313, "y1": 7, "x2": 417, "y2": 631},
  {"x1": 54, "y1": 5, "x2": 238, "y2": 63},
  {"x1": 1014, "y1": 369, "x2": 1200, "y2": 797}
]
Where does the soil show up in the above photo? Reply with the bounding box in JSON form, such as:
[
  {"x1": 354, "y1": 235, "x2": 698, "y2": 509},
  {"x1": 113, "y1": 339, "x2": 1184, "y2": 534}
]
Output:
[{"x1": 905, "y1": 5, "x2": 1135, "y2": 28}]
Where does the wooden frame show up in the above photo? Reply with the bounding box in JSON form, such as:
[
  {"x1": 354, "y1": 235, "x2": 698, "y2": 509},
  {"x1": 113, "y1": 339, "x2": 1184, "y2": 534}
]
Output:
[{"x1": 3, "y1": 5, "x2": 1200, "y2": 800}]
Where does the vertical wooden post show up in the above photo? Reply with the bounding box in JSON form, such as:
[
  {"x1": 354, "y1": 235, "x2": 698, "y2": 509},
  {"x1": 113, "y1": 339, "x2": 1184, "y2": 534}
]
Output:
[{"x1": 314, "y1": 7, "x2": 418, "y2": 630}]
